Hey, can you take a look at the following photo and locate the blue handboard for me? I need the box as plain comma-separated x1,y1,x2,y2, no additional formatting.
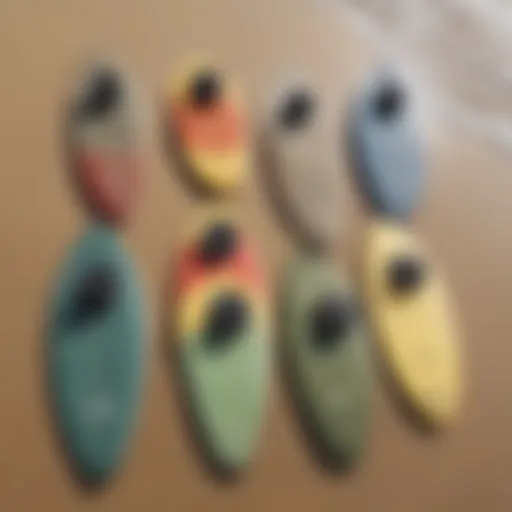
47,223,146,484
348,68,425,219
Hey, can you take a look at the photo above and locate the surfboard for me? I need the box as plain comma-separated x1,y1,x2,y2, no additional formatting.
166,59,249,195
67,61,143,225
263,84,343,250
281,256,373,469
348,68,425,219
363,220,463,429
169,213,270,474
47,223,146,484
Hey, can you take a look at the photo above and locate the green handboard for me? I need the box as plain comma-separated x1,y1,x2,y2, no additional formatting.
281,256,373,470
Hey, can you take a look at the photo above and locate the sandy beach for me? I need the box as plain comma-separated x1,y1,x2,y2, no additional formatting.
1,0,511,510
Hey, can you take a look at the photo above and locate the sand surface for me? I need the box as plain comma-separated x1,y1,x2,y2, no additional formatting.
0,1,511,511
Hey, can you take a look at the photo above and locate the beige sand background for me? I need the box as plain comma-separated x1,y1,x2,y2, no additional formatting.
1,0,512,510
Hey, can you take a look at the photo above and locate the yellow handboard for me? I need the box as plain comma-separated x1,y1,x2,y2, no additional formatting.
363,219,464,429
166,58,249,194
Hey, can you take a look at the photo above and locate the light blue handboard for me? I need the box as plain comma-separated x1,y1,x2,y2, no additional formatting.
47,223,146,484
348,68,425,219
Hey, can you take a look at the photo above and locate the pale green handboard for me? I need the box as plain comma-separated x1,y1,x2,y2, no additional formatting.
179,297,270,475
282,256,373,469
48,223,146,485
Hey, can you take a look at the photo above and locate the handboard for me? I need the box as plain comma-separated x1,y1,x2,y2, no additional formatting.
281,256,373,469
166,59,249,195
363,220,463,429
348,68,425,219
47,223,146,484
263,84,343,250
169,213,270,474
67,61,143,225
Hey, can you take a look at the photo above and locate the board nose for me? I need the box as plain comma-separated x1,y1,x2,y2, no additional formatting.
278,88,315,131
190,70,222,109
80,69,122,119
373,81,406,122
310,295,353,348
387,255,426,296
206,291,248,348
199,221,238,266
71,264,118,325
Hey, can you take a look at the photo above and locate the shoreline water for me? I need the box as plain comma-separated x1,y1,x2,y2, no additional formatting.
331,0,512,159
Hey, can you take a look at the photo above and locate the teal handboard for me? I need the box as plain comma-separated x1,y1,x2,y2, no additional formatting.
281,256,373,470
348,68,425,219
47,223,146,485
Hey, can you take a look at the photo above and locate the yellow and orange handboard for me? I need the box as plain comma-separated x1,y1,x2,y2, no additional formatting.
167,59,249,193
